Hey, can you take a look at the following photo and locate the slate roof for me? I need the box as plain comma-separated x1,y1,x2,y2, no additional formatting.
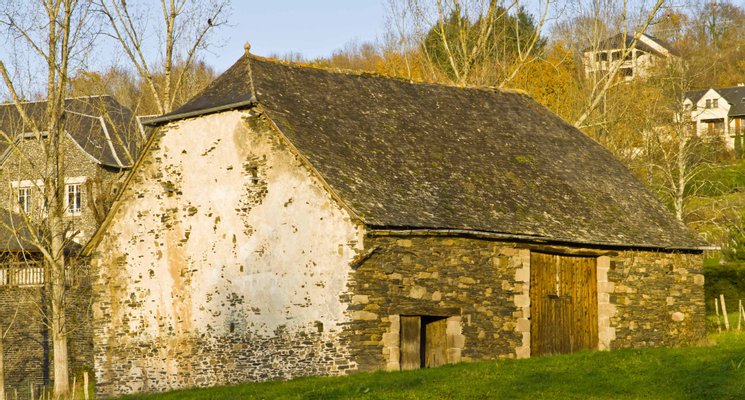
587,33,676,57
0,96,143,168
685,86,745,117
0,209,83,253
0,209,39,251
149,55,707,251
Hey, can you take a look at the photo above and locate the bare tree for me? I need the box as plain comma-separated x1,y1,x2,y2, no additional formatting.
383,0,551,87
0,0,98,396
569,0,667,128
644,60,719,222
97,0,229,114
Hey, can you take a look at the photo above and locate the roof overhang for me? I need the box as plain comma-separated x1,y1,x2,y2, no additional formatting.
367,227,716,253
142,99,257,127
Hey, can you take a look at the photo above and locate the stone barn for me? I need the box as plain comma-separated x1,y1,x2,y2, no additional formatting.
84,50,709,397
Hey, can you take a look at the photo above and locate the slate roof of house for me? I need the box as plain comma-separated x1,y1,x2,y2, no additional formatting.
0,209,83,253
0,209,39,251
0,96,143,168
685,86,745,117
149,54,707,251
588,33,676,57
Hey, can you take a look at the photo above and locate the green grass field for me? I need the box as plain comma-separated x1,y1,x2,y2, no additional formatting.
118,332,745,400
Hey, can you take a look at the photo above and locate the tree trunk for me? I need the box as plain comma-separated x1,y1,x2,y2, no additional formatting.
50,197,69,397
675,138,686,221
0,324,5,400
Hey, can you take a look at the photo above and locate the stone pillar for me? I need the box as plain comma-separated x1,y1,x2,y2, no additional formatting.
381,315,400,371
514,249,531,359
597,256,616,350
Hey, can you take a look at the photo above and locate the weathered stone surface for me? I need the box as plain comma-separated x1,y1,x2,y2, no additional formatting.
345,236,525,370
608,251,705,348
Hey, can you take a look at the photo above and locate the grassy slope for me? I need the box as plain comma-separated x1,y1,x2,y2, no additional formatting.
120,333,745,400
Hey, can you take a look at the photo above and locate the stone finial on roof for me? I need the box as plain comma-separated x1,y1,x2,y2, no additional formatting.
244,41,257,103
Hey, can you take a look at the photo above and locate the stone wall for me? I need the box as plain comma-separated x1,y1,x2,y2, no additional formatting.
91,111,362,397
0,262,93,397
344,236,527,370
343,236,706,371
608,250,705,348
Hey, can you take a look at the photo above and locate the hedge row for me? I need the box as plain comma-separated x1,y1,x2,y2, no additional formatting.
704,262,745,314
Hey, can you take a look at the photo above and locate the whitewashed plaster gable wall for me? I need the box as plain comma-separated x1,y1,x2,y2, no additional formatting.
91,110,364,393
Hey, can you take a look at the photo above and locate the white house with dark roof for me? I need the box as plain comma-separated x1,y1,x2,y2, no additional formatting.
583,32,676,80
684,85,745,148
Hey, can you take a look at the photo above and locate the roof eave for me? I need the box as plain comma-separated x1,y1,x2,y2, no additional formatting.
142,99,257,127
366,227,714,253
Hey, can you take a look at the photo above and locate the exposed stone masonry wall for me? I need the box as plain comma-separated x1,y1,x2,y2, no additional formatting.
0,265,93,397
94,330,351,395
344,236,527,370
343,237,706,371
608,250,705,348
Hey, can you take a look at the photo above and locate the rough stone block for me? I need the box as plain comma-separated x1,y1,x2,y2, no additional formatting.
516,318,530,333
352,295,369,304
514,267,530,283
409,286,427,299
513,294,530,308
352,311,378,321
515,346,530,359
598,281,614,293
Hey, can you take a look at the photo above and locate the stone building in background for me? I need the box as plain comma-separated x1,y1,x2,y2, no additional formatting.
85,52,709,398
0,96,143,395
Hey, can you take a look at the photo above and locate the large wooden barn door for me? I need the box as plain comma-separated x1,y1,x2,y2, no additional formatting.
530,252,598,356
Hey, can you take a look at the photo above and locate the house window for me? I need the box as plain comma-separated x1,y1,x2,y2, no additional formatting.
598,52,608,62
17,187,31,213
712,99,718,108
706,99,712,109
66,184,82,214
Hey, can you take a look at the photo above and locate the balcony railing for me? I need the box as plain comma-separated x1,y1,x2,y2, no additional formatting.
0,261,45,286
0,261,82,287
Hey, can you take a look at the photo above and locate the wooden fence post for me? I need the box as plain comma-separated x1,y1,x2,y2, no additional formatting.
715,298,722,333
721,294,730,331
83,372,89,400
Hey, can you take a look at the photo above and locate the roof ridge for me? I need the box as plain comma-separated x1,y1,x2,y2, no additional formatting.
0,94,113,106
248,54,530,96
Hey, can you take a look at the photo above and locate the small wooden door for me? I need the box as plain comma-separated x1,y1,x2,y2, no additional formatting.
424,317,447,368
530,252,598,356
400,315,447,369
400,316,421,370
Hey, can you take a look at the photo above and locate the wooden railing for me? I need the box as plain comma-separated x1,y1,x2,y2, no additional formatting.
0,261,85,287
0,261,45,286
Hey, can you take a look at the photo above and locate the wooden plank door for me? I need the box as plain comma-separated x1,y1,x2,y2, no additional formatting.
424,318,447,368
530,252,598,356
400,316,421,370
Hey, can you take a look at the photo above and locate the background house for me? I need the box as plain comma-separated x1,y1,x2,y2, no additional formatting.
0,96,143,395
583,32,676,80
684,85,745,149
86,53,708,397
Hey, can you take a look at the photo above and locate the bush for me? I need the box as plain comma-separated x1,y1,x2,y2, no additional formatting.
704,262,745,314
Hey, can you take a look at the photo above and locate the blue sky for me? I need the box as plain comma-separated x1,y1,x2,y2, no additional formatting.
210,1,388,72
